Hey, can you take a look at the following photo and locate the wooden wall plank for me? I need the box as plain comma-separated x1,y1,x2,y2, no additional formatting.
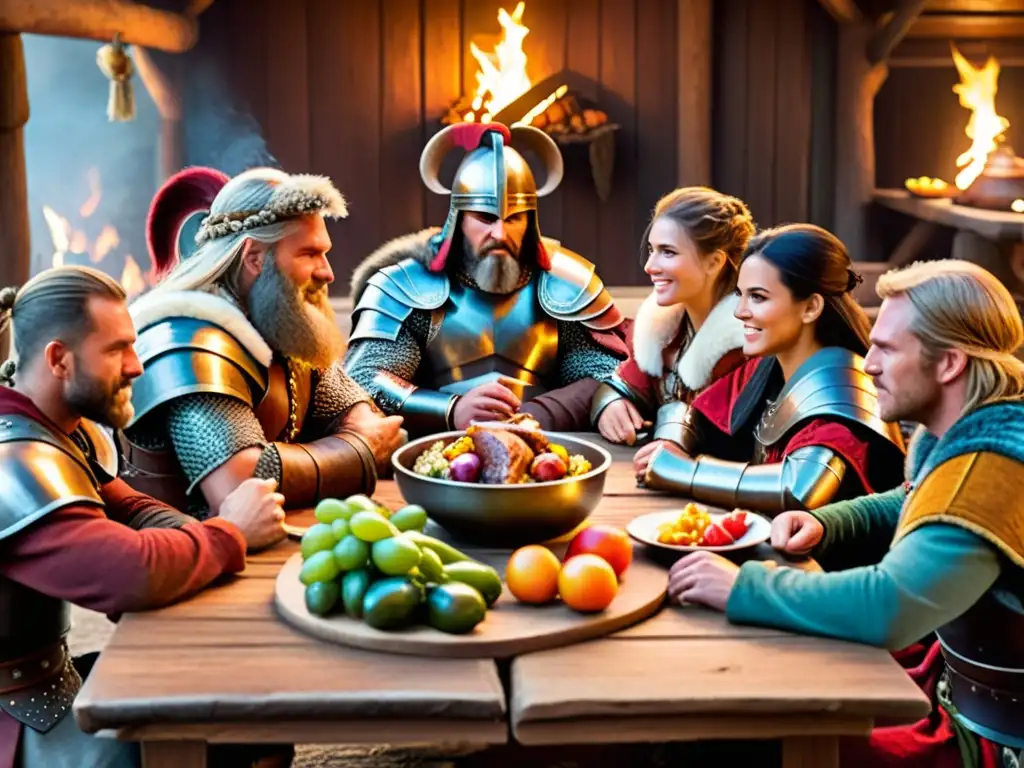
265,0,310,172
423,0,463,229
226,0,269,152
677,0,713,188
773,0,812,224
636,0,678,249
308,0,381,278
599,0,639,284
745,0,779,224
380,0,425,242
712,0,749,206
809,0,837,230
560,0,601,263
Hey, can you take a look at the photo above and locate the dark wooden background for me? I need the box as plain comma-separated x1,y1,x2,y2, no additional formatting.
172,0,1024,292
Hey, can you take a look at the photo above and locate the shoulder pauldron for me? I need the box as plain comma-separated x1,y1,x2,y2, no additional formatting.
127,317,269,428
349,258,450,343
538,242,622,330
755,348,903,448
0,414,103,541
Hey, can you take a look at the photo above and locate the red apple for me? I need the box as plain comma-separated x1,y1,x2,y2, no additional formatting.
564,525,633,578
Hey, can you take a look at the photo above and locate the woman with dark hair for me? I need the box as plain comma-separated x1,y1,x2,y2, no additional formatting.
590,187,755,449
639,223,907,515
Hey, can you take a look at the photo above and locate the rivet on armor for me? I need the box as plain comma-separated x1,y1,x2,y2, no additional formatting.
11,669,20,680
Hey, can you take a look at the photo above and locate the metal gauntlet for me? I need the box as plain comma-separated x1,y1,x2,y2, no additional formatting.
274,431,377,508
643,444,847,514
652,401,701,454
372,372,457,434
590,381,626,426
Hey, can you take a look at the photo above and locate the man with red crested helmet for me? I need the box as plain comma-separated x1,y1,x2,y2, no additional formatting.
343,123,629,435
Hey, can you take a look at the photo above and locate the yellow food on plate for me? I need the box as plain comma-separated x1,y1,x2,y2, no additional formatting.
656,502,712,545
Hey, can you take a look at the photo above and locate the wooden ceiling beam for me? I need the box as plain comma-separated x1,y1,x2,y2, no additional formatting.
925,0,1024,11
907,13,1024,38
0,0,198,53
817,0,863,24
867,0,927,64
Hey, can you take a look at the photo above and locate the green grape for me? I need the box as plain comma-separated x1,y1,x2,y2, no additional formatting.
305,580,340,616
300,523,338,560
371,535,423,576
349,510,400,542
330,518,350,540
390,504,428,532
299,550,340,585
345,494,379,514
333,535,370,571
314,497,354,524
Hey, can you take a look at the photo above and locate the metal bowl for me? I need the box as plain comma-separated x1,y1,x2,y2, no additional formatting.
391,430,611,548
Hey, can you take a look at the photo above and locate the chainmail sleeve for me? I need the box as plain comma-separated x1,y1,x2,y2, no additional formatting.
556,320,624,386
342,309,432,415
300,363,374,438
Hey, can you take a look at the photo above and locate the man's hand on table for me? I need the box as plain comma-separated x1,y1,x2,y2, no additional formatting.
770,511,824,556
667,550,740,611
451,382,521,429
598,398,644,446
218,477,287,551
342,402,407,474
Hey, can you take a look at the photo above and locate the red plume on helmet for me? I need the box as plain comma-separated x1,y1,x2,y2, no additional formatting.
146,166,230,280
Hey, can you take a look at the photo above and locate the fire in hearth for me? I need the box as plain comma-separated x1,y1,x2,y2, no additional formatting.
41,167,151,298
464,1,531,123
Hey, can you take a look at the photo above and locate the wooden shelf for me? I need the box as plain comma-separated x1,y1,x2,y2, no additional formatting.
873,188,1024,241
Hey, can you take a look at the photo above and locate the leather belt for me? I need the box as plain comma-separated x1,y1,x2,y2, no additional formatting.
945,661,1024,741
117,432,191,512
0,642,67,695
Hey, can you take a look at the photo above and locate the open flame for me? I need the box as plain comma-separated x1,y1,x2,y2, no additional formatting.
951,45,1010,191
41,167,151,298
463,2,531,123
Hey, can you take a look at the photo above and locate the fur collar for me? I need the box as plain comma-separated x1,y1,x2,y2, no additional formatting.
350,228,439,301
905,398,1024,484
129,288,273,366
631,292,745,389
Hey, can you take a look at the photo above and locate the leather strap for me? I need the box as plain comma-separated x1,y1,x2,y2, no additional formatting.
276,434,378,507
117,432,191,513
0,642,66,695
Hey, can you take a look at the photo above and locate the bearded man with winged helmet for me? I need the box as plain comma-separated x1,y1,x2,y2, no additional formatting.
118,167,405,518
343,123,630,435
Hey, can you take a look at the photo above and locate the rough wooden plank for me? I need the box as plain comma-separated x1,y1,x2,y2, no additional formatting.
105,617,312,649
422,0,462,231
141,741,206,768
890,38,1024,66
926,0,1024,9
745,0,779,223
308,0,381,287
873,188,1024,241
598,0,638,284
0,32,29,332
774,0,813,224
809,0,837,230
75,644,507,733
511,636,933,725
513,713,872,746
380,0,425,242
816,0,862,23
908,13,1024,38
265,0,309,171
677,0,712,187
782,735,840,768
560,0,601,264
712,0,749,201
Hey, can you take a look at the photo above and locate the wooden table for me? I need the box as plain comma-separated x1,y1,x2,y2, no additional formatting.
73,434,930,767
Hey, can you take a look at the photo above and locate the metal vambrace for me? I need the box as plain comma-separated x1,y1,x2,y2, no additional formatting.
372,371,457,434
652,401,701,454
274,430,378,508
643,444,847,514
589,381,626,426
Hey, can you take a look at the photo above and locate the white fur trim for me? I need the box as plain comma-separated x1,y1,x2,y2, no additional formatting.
631,293,687,376
676,293,745,389
129,289,273,366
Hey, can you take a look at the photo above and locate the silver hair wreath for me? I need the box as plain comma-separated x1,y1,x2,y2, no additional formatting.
194,173,349,245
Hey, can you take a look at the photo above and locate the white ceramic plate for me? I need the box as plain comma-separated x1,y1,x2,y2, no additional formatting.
626,508,771,554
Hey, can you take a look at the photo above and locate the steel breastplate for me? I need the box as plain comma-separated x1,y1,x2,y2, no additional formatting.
421,276,559,400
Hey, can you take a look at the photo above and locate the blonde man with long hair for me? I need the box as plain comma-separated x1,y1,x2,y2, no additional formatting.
666,260,1024,766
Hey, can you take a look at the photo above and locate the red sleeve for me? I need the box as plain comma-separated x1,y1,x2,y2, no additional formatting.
99,476,188,527
691,357,765,434
774,418,875,494
0,503,246,616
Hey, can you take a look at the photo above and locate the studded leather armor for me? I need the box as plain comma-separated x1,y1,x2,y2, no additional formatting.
0,412,116,733
643,348,905,514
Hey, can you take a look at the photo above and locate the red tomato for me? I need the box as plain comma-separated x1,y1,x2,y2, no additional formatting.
721,511,749,541
564,525,633,578
701,523,734,547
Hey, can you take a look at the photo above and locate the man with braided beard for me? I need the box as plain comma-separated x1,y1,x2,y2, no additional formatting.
344,122,629,436
120,166,405,518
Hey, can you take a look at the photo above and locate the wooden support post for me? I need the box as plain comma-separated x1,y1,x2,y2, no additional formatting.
0,32,29,360
867,0,927,65
132,45,183,182
677,0,712,187
833,24,888,261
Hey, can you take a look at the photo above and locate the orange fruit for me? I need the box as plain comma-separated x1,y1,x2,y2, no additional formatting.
505,545,561,604
558,554,618,612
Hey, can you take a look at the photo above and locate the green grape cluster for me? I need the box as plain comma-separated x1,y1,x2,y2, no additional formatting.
298,495,503,634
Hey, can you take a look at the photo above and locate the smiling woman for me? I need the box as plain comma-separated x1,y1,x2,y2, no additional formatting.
641,223,907,517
